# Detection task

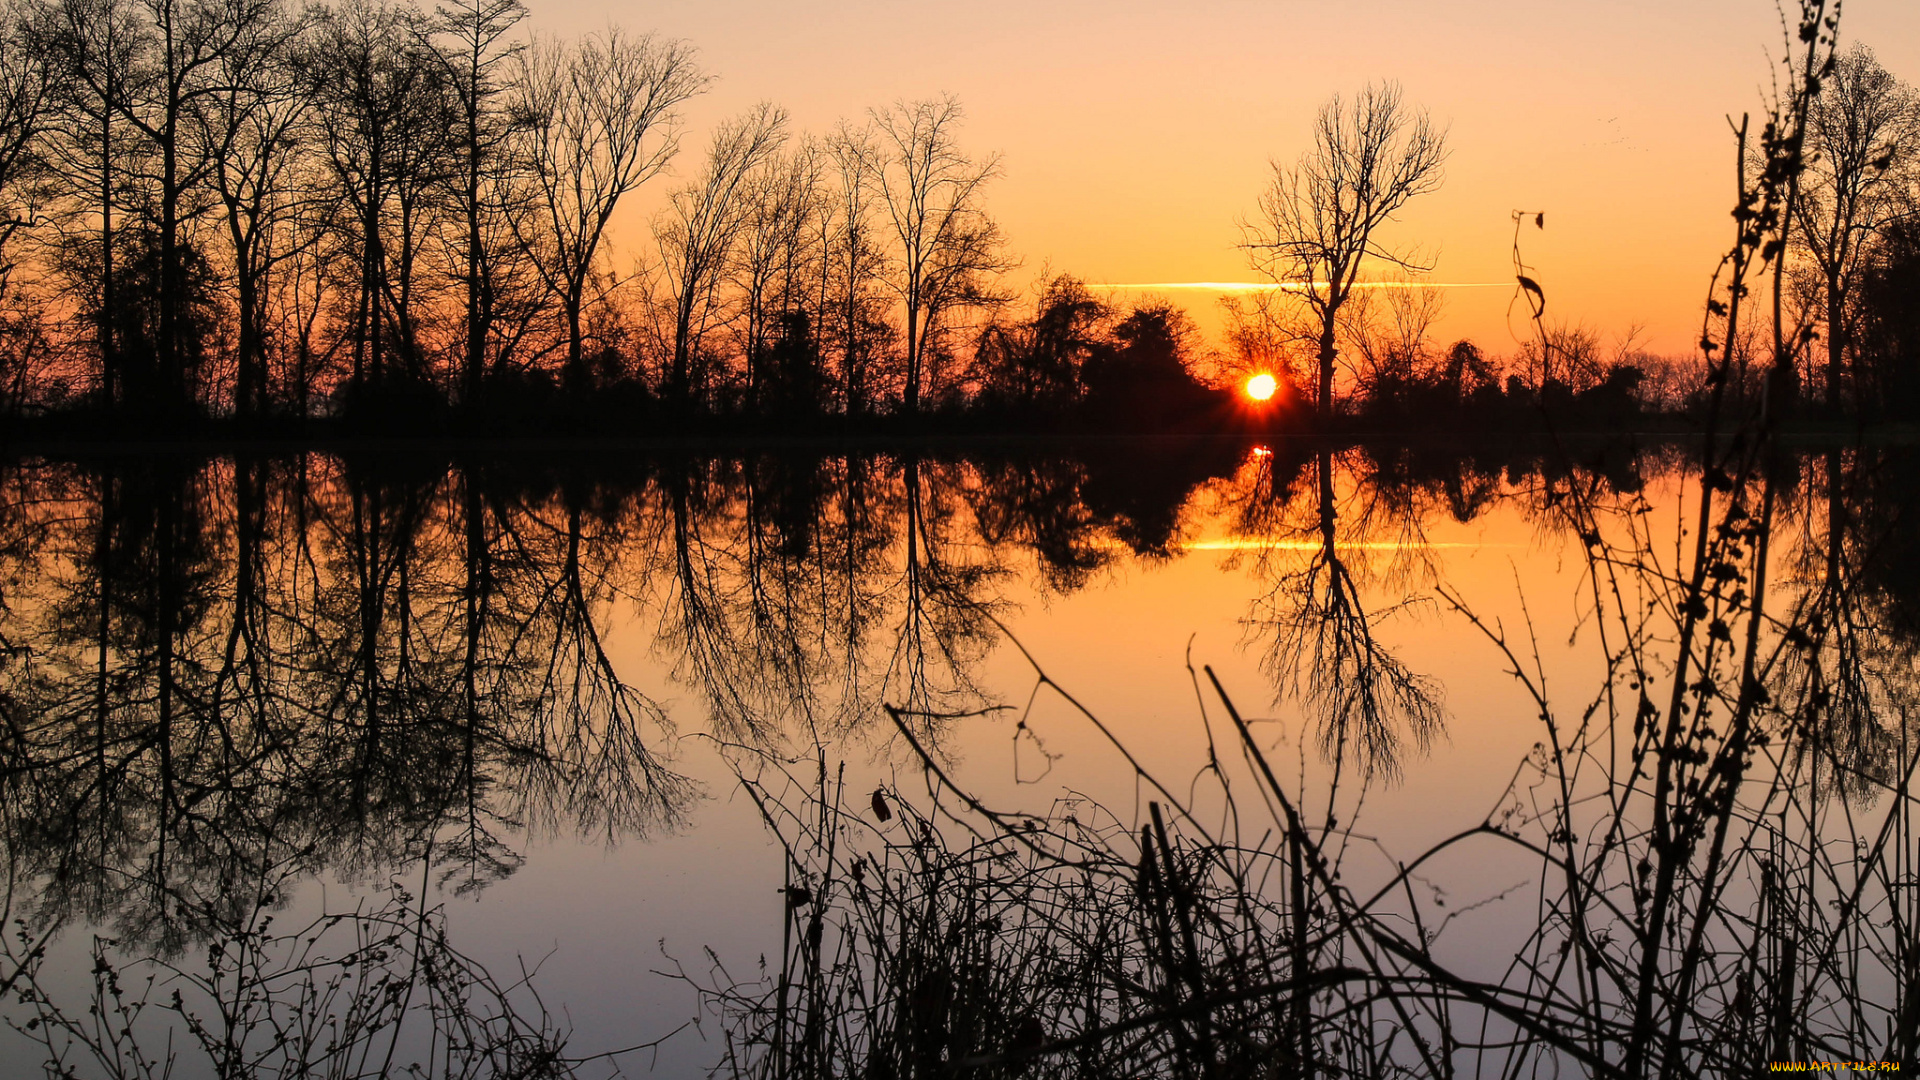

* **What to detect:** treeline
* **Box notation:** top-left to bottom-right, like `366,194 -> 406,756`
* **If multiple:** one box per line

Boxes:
0,0 -> 1914,435
1218,281 -> 1705,429
0,0 -> 1201,429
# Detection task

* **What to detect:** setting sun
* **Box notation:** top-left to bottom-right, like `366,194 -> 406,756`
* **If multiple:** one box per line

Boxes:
1245,373 -> 1278,402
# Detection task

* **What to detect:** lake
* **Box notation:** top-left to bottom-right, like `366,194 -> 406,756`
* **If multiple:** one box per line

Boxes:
0,436 -> 1912,1077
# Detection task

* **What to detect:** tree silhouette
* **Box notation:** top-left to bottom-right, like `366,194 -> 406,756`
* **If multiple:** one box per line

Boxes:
1243,82 -> 1446,420
1794,44 -> 1920,410
427,0 -> 525,407
860,96 -> 1009,415
513,27 -> 703,393
655,102 -> 787,406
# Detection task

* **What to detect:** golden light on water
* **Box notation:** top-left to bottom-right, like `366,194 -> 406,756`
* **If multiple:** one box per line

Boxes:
1245,373 -> 1278,402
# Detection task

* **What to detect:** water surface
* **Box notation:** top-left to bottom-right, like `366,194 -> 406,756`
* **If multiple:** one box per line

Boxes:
1,438 -> 1912,1077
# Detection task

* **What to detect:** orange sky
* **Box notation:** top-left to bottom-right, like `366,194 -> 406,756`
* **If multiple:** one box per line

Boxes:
540,0 -> 1920,359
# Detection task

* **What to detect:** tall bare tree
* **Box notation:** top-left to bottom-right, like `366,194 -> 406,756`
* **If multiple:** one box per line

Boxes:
307,0 -> 449,396
860,96 -> 1006,415
1244,82 -> 1447,419
1794,44 -> 1920,410
424,0 -> 524,406
513,27 -> 702,391
203,7 -> 310,416
35,0 -> 149,405
0,0 -> 52,282
119,0 -> 293,412
654,101 -> 786,405
825,122 -> 889,415
0,1 -> 51,414
733,136 -> 825,408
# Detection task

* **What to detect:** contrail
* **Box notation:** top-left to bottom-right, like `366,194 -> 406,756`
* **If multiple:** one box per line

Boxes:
1088,281 -> 1509,292
1179,539 -> 1516,551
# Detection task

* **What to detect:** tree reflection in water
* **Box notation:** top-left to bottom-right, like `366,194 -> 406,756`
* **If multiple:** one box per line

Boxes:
0,452 -> 704,1076
683,440 -> 1920,1079
0,443 -> 1242,1073
0,441 -> 1916,1075
1228,444 -> 1447,785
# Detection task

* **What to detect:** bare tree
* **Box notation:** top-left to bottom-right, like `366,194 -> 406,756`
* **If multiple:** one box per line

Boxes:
653,102 -> 787,405
119,0 -> 293,412
307,0 -> 452,397
424,0 -> 524,406
913,192 -> 1012,403
1516,320 -> 1606,394
202,7 -> 311,416
733,136 -> 825,409
825,122 -> 889,415
1345,273 -> 1445,403
0,0 -> 52,282
1244,82 -> 1447,419
0,2 -> 51,415
513,27 -> 703,391
34,0 -> 150,406
860,96 -> 1006,415
1794,43 -> 1920,410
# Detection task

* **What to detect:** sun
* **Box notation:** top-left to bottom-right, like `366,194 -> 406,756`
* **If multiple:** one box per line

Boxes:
1245,373 -> 1278,402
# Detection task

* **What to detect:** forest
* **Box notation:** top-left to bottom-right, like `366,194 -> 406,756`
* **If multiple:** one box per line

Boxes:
0,0 -> 1916,435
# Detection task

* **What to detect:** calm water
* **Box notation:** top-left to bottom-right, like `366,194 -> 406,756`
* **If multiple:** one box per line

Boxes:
0,438 -> 1913,1077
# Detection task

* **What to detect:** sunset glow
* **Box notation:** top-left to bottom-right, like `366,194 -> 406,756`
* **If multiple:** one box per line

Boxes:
595,0 -> 1918,355
0,0 -> 1913,1069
